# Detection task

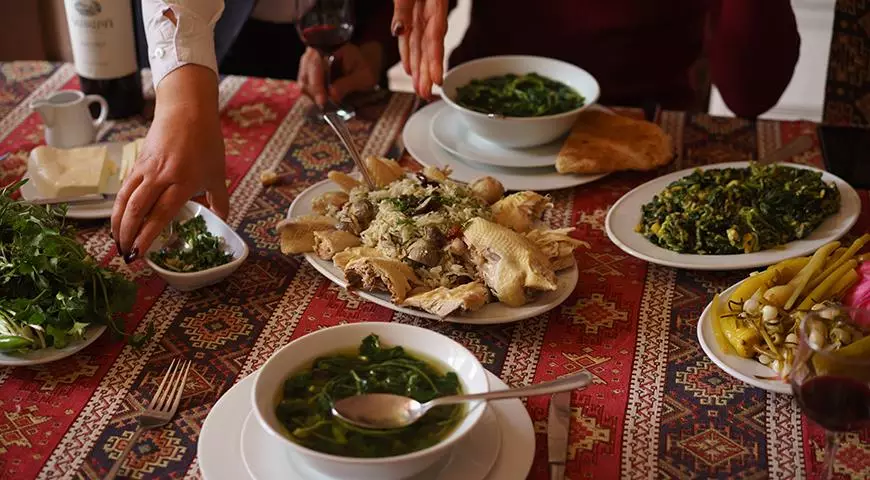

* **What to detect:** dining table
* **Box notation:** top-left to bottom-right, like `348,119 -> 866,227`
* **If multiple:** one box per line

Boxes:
0,61 -> 868,480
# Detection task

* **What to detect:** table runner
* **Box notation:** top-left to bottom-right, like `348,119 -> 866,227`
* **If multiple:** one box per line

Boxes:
0,62 -> 867,479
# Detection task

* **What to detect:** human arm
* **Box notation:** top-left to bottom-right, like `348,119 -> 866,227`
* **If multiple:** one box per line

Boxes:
298,0 -> 397,105
707,0 -> 800,117
112,1 -> 227,261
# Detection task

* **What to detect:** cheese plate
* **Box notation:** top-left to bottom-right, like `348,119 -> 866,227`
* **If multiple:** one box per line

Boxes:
20,141 -> 130,219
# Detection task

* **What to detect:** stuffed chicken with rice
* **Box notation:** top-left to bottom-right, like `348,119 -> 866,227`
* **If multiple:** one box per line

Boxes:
277,156 -> 588,317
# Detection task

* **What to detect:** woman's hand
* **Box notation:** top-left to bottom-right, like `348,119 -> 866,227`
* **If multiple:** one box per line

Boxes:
111,64 -> 228,262
298,43 -> 381,106
392,0 -> 449,99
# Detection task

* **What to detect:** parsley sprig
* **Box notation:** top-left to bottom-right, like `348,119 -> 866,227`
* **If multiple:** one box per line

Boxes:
0,180 -> 143,353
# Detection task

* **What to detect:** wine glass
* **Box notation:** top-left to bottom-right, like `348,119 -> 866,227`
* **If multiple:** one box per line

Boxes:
789,307 -> 870,479
295,0 -> 356,122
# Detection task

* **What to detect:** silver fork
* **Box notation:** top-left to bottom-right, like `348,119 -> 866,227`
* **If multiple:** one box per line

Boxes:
104,359 -> 192,480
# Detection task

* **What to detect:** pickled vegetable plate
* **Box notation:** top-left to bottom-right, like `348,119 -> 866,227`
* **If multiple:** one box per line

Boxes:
697,283 -> 792,394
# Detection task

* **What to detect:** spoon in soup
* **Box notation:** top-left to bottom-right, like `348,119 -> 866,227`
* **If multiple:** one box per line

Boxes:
332,370 -> 593,430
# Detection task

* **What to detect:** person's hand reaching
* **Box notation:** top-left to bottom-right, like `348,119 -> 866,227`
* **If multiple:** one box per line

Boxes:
392,0 -> 449,99
111,64 -> 228,263
298,43 -> 380,106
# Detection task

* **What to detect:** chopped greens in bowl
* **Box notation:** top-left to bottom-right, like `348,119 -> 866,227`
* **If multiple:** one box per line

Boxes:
149,216 -> 233,273
454,72 -> 585,117
636,163 -> 841,255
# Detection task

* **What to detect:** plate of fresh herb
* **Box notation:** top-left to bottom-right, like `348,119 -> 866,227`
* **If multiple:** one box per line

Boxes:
144,201 -> 248,291
605,162 -> 862,270
0,179 -> 141,366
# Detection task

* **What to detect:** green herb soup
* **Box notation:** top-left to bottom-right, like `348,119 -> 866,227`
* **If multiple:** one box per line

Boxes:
276,334 -> 465,458
455,72 -> 585,117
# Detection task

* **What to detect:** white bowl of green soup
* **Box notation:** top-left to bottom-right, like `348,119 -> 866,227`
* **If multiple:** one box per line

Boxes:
251,322 -> 489,479
441,55 -> 601,148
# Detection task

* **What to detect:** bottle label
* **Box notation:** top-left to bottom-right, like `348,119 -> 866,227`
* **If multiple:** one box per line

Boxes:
65,0 -> 138,79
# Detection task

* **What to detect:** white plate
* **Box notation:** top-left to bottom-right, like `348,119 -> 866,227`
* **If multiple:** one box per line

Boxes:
0,325 -> 106,367
19,141 -> 125,220
430,107 -> 561,168
605,161 -> 862,270
697,281 -> 792,394
403,101 -> 607,192
200,370 -> 535,480
287,178 -> 579,324
242,405 -> 501,480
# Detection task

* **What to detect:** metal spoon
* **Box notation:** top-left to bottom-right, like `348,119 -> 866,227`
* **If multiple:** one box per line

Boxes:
331,370 -> 593,430
323,111 -> 376,189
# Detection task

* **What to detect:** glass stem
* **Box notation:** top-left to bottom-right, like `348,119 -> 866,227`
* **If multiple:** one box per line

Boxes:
324,54 -> 335,106
822,430 -> 839,480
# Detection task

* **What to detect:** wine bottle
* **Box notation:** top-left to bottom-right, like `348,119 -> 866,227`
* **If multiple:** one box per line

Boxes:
64,0 -> 144,119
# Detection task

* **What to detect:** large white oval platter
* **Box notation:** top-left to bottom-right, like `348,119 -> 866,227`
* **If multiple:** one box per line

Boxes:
403,101 -> 607,192
605,161 -> 861,270
697,281 -> 791,394
287,178 -> 578,325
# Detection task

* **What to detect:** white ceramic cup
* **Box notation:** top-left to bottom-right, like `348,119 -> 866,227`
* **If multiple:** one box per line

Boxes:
31,90 -> 108,148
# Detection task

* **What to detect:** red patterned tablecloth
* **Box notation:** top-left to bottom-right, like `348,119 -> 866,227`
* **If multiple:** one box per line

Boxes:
0,62 -> 868,480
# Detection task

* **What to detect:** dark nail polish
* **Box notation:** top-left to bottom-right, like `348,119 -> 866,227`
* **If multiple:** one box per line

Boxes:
124,247 -> 139,264
391,21 -> 405,36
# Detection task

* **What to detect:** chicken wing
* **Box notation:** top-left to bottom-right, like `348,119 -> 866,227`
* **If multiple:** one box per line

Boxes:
491,191 -> 552,233
312,191 -> 350,216
525,228 -> 589,270
313,230 -> 362,260
463,218 -> 557,307
343,256 -> 421,302
402,282 -> 489,317
276,215 -> 336,254
365,156 -> 405,187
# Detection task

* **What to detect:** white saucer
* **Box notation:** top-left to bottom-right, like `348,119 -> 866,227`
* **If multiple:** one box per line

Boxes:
199,370 -> 534,480
697,281 -> 792,394
430,107 -> 561,168
287,177 -> 579,325
19,141 -> 124,220
0,325 -> 105,367
242,405 -> 501,480
403,101 -> 607,192
605,161 -> 861,271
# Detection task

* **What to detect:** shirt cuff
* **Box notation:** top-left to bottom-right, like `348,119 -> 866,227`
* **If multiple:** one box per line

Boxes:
142,1 -> 224,89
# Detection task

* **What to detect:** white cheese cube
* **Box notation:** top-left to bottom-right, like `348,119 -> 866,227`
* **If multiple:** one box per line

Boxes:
27,144 -> 111,198
120,138 -> 144,181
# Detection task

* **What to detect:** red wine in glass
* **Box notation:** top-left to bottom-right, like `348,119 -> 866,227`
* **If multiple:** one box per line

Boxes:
796,375 -> 870,432
295,0 -> 356,122
300,23 -> 353,56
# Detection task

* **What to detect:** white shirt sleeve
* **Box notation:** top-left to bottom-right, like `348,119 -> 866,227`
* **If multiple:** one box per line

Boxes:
142,0 -> 225,89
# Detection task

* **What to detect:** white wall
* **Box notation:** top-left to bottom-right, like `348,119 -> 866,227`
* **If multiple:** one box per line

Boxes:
389,0 -> 836,123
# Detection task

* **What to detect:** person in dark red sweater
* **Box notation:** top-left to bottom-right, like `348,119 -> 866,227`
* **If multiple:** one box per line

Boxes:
381,0 -> 801,117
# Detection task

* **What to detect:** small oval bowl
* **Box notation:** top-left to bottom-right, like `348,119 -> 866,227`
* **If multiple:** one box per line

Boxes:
441,55 -> 601,148
144,201 -> 249,292
251,322 -> 489,480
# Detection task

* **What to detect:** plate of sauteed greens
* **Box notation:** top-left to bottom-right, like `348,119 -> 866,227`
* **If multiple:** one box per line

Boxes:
698,234 -> 870,393
606,161 -> 861,270
279,156 -> 586,324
